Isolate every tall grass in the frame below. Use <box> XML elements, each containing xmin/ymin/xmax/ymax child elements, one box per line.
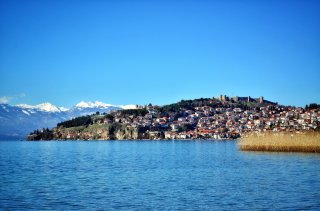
<box><xmin>239</xmin><ymin>132</ymin><xmax>320</xmax><ymax>153</ymax></box>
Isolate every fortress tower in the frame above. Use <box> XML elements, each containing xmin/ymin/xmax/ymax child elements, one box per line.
<box><xmin>219</xmin><ymin>95</ymin><xmax>227</xmax><ymax>101</ymax></box>
<box><xmin>232</xmin><ymin>96</ymin><xmax>239</xmax><ymax>102</ymax></box>
<box><xmin>259</xmin><ymin>96</ymin><xmax>264</xmax><ymax>103</ymax></box>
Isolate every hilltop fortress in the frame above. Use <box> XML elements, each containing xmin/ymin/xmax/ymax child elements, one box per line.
<box><xmin>218</xmin><ymin>95</ymin><xmax>277</xmax><ymax>105</ymax></box>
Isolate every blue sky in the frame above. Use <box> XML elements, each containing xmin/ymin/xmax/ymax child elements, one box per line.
<box><xmin>0</xmin><ymin>0</ymin><xmax>319</xmax><ymax>107</ymax></box>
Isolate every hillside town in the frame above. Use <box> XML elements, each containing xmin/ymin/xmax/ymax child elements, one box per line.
<box><xmin>112</xmin><ymin>96</ymin><xmax>320</xmax><ymax>140</ymax></box>
<box><xmin>29</xmin><ymin>95</ymin><xmax>320</xmax><ymax>140</ymax></box>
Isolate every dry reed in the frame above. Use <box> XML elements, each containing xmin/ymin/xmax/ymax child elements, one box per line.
<box><xmin>239</xmin><ymin>131</ymin><xmax>320</xmax><ymax>153</ymax></box>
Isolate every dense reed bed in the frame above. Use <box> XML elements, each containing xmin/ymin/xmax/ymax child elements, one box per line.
<box><xmin>239</xmin><ymin>132</ymin><xmax>320</xmax><ymax>153</ymax></box>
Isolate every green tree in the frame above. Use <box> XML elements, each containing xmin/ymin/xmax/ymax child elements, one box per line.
<box><xmin>104</xmin><ymin>114</ymin><xmax>114</xmax><ymax>122</ymax></box>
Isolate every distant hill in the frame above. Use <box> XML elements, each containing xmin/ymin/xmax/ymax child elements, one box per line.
<box><xmin>0</xmin><ymin>101</ymin><xmax>136</xmax><ymax>140</ymax></box>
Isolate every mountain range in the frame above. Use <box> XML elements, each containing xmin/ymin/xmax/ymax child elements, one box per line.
<box><xmin>0</xmin><ymin>101</ymin><xmax>137</xmax><ymax>140</ymax></box>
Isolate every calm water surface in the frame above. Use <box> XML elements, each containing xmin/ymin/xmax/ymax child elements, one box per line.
<box><xmin>0</xmin><ymin>140</ymin><xmax>319</xmax><ymax>210</ymax></box>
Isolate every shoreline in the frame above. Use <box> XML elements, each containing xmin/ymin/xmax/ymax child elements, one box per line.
<box><xmin>26</xmin><ymin>138</ymin><xmax>238</xmax><ymax>141</ymax></box>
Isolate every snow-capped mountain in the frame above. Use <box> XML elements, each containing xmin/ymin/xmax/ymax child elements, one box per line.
<box><xmin>75</xmin><ymin>101</ymin><xmax>113</xmax><ymax>108</ymax></box>
<box><xmin>0</xmin><ymin>103</ymin><xmax>69</xmax><ymax>140</ymax></box>
<box><xmin>120</xmin><ymin>104</ymin><xmax>139</xmax><ymax>110</ymax></box>
<box><xmin>68</xmin><ymin>101</ymin><xmax>126</xmax><ymax>118</ymax></box>
<box><xmin>0</xmin><ymin>101</ymin><xmax>137</xmax><ymax>140</ymax></box>
<box><xmin>16</xmin><ymin>102</ymin><xmax>66</xmax><ymax>113</ymax></box>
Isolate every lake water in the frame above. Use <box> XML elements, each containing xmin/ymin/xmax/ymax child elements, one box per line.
<box><xmin>0</xmin><ymin>140</ymin><xmax>319</xmax><ymax>210</ymax></box>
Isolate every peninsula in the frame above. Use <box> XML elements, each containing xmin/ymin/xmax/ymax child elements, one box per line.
<box><xmin>27</xmin><ymin>95</ymin><xmax>320</xmax><ymax>141</ymax></box>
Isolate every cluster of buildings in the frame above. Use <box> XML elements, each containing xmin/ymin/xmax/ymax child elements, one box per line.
<box><xmin>92</xmin><ymin>95</ymin><xmax>320</xmax><ymax>140</ymax></box>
